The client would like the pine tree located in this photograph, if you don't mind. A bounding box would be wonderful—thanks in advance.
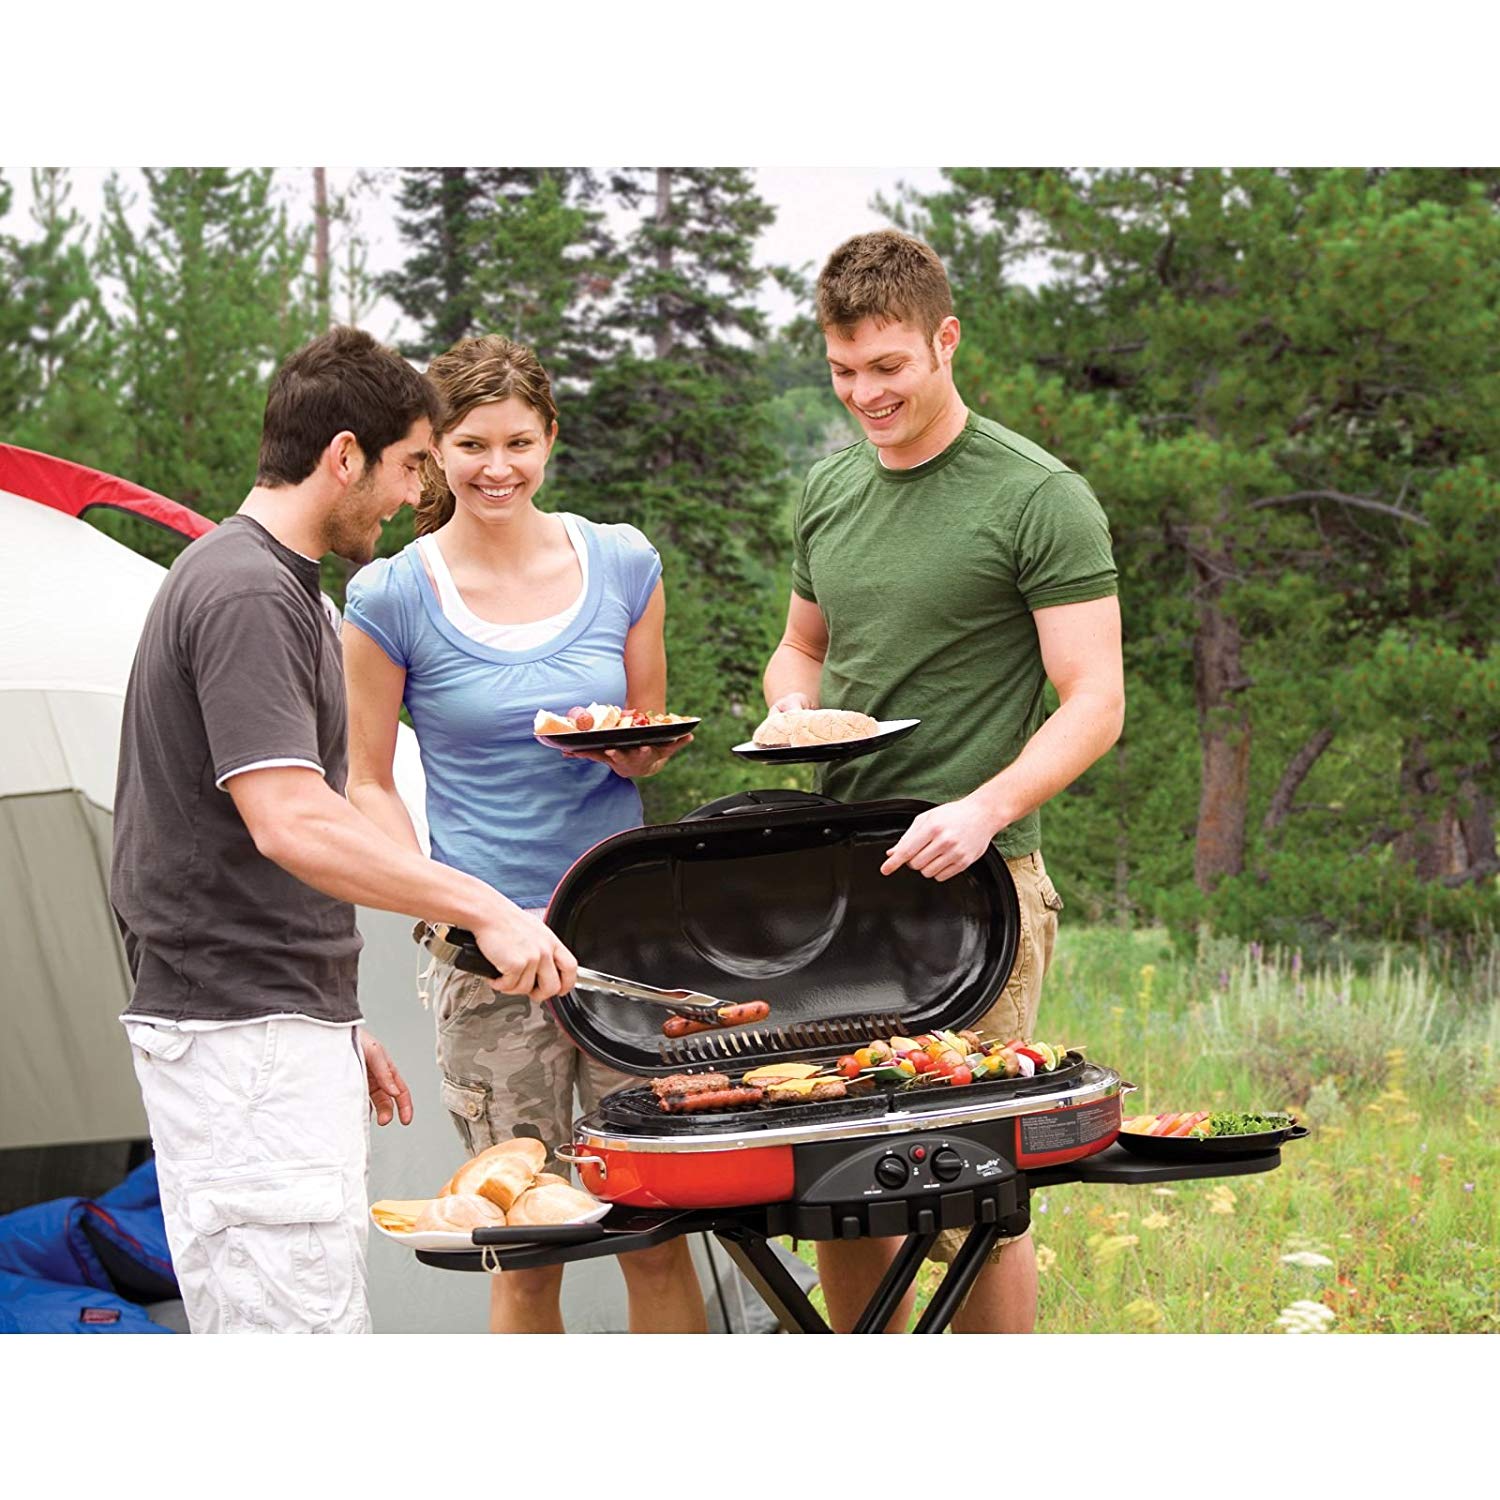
[567,168,788,814]
[0,171,29,425]
[94,168,314,561]
[380,169,545,360]
[462,168,624,383]
[0,168,125,470]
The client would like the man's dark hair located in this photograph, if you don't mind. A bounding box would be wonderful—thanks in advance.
[256,326,441,486]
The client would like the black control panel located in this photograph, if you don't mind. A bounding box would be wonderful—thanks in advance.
[767,1123,1028,1241]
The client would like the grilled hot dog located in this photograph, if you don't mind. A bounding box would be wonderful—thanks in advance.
[659,1086,766,1114]
[660,1000,771,1039]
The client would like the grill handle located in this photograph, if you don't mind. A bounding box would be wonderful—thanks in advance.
[556,1144,608,1179]
[680,789,839,822]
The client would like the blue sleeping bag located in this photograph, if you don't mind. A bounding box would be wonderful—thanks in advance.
[0,1158,178,1333]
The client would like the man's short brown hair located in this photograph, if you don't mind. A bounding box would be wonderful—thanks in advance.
[257,326,440,487]
[815,229,955,341]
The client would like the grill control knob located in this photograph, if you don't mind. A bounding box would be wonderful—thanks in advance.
[874,1155,909,1189]
[930,1148,964,1183]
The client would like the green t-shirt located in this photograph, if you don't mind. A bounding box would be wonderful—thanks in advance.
[791,410,1117,858]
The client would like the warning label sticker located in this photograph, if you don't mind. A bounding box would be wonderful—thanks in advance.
[1019,1098,1118,1158]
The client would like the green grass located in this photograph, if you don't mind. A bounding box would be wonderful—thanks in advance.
[784,926,1500,1333]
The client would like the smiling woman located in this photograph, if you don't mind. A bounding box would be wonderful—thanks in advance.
[340,332,706,1336]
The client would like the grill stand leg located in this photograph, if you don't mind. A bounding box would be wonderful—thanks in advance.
[850,1232,937,1334]
[912,1221,1002,1333]
[712,1224,831,1334]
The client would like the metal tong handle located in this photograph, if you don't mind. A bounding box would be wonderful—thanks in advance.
[574,967,726,1023]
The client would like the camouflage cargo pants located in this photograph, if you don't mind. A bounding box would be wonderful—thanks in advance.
[423,920,634,1171]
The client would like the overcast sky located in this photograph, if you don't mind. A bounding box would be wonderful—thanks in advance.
[1,166,954,346]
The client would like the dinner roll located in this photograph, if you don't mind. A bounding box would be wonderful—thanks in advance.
[507,1183,600,1226]
[414,1194,508,1233]
[444,1138,547,1205]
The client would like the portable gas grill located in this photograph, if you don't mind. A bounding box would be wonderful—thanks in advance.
[417,790,1299,1332]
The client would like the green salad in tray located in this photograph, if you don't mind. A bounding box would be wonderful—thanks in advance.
[1121,1110,1294,1139]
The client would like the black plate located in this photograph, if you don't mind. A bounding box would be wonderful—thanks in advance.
[1115,1121,1308,1160]
[731,718,921,765]
[536,717,699,751]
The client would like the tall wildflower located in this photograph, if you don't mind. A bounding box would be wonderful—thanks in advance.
[1276,1300,1336,1334]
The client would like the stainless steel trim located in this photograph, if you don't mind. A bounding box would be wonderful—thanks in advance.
[555,1144,608,1179]
[572,1067,1122,1155]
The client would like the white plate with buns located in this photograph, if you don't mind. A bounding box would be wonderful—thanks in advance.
[370,1137,610,1251]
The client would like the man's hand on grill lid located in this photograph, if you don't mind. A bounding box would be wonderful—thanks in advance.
[880,792,1005,883]
[471,905,579,1003]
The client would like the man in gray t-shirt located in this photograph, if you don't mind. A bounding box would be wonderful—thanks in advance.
[113,513,362,1024]
[113,328,578,1334]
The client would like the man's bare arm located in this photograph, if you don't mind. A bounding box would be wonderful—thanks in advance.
[343,622,425,855]
[226,766,575,999]
[972,594,1125,829]
[882,596,1124,882]
[763,591,830,711]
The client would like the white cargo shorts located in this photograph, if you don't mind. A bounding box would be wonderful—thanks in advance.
[125,1017,371,1334]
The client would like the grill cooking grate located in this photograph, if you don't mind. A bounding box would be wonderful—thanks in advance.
[655,1011,906,1069]
[598,1051,1091,1136]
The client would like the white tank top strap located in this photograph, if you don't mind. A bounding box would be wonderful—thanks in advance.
[416,519,589,652]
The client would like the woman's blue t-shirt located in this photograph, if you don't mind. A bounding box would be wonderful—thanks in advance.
[344,516,662,910]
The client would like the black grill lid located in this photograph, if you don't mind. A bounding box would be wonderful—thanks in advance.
[541,790,1019,1076]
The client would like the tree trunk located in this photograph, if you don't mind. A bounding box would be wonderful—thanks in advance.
[654,168,674,359]
[1398,745,1497,883]
[1192,565,1251,893]
[1394,739,1459,880]
[313,168,331,331]
[1459,787,1497,876]
[438,167,471,349]
[1262,726,1336,839]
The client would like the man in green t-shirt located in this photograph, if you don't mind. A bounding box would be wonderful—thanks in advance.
[762,230,1125,1335]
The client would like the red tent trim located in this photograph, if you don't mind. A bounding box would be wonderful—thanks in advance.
[0,443,216,541]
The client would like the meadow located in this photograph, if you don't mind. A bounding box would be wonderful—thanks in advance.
[792,927,1500,1333]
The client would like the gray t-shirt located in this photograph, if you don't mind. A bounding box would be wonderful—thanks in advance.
[112,514,362,1023]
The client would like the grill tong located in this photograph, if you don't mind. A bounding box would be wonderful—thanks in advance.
[575,968,753,1026]
[417,922,764,1029]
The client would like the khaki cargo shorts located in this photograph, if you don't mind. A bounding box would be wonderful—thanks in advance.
[928,849,1063,1267]
[423,922,633,1173]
